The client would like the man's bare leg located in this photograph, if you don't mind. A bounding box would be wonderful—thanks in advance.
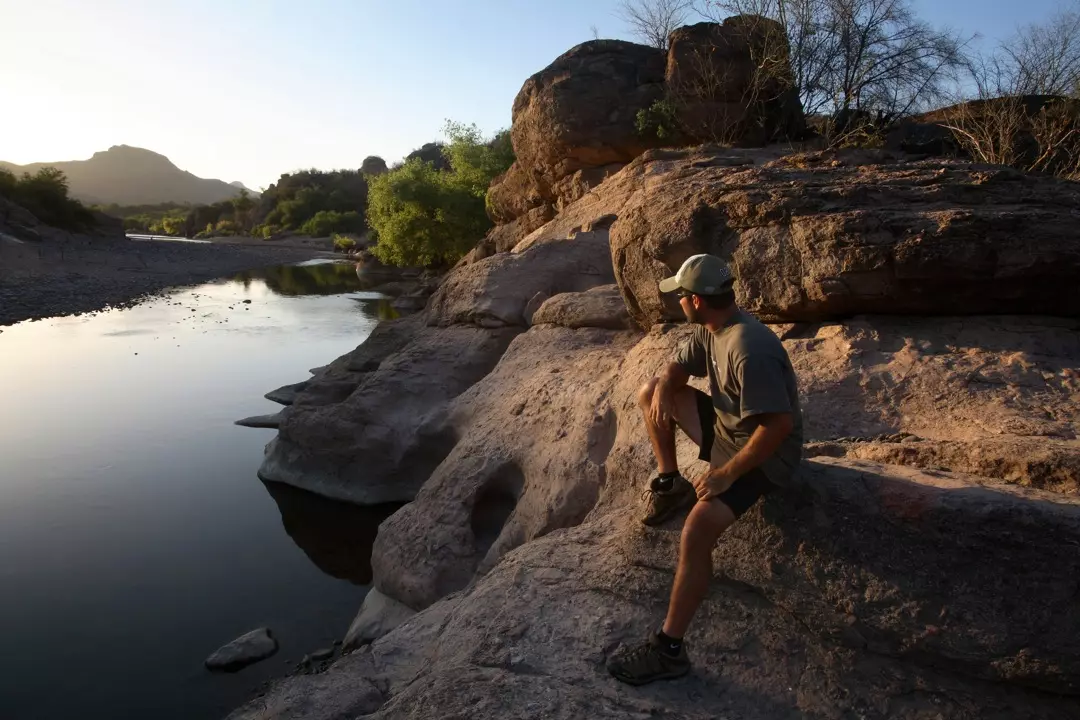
[637,377,702,475]
[662,499,735,638]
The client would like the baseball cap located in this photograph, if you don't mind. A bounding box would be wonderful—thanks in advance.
[658,254,734,295]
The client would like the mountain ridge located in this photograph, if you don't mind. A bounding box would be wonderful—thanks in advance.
[0,145,258,206]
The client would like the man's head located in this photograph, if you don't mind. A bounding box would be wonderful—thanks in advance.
[658,254,736,324]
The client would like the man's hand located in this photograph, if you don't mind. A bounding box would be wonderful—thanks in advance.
[649,380,674,428]
[691,468,735,501]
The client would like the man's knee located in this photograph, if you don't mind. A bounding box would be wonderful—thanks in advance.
[681,500,734,551]
[637,376,660,408]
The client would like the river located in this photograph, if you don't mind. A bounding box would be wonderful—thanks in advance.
[0,262,398,719]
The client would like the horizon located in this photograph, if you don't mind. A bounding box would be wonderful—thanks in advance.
[0,0,1068,190]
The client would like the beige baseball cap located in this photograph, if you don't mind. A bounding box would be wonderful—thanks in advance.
[658,254,734,295]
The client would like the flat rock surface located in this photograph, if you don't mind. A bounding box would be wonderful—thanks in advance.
[205,628,278,672]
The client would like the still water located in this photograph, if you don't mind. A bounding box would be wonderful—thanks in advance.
[0,263,398,719]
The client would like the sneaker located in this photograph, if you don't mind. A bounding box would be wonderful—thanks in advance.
[641,474,695,525]
[607,631,691,686]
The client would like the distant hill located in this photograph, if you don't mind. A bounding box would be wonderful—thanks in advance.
[0,145,259,206]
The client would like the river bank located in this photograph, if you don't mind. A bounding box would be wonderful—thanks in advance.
[0,234,332,326]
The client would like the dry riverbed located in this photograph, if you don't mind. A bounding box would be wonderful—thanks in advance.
[0,235,334,326]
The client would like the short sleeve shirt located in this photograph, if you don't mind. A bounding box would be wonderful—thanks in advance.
[675,310,803,486]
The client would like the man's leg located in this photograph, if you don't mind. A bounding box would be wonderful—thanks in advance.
[661,498,736,638]
[636,377,703,474]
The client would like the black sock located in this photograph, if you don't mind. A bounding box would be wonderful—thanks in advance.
[656,629,683,656]
[656,471,678,490]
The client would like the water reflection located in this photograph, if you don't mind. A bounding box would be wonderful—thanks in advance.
[262,481,403,585]
[226,263,401,321]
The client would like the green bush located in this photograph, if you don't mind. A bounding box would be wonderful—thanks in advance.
[635,99,679,140]
[0,167,95,231]
[299,209,364,236]
[332,233,357,252]
[367,121,514,268]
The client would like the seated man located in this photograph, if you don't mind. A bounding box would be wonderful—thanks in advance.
[607,253,803,686]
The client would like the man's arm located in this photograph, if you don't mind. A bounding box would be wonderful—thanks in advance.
[692,412,793,500]
[650,362,691,426]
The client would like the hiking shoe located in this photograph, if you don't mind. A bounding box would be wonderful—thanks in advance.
[607,631,691,686]
[641,474,695,525]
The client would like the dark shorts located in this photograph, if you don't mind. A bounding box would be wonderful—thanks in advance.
[693,388,776,518]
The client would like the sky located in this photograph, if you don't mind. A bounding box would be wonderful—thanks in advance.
[0,0,1070,190]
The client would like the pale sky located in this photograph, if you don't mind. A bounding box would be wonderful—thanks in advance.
[0,0,1067,190]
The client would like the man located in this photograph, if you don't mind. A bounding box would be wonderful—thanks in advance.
[607,253,803,686]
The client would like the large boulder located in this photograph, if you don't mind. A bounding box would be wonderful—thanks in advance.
[601,146,1080,327]
[259,317,520,505]
[665,19,805,145]
[371,325,640,609]
[361,156,388,175]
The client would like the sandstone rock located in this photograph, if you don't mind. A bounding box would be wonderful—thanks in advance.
[599,147,1080,327]
[522,291,548,326]
[205,628,278,672]
[235,412,284,429]
[426,226,615,327]
[665,19,805,145]
[360,156,388,175]
[260,324,520,504]
[510,40,666,205]
[371,325,640,609]
[342,588,416,650]
[224,652,383,719]
[530,285,633,330]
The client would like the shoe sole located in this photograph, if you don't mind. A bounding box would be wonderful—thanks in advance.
[640,492,696,526]
[610,664,691,686]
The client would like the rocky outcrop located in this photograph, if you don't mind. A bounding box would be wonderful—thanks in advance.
[601,146,1080,327]
[361,156,388,175]
[665,19,805,145]
[530,284,633,329]
[405,143,448,170]
[342,588,416,651]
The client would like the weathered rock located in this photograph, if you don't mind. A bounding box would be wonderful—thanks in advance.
[205,628,278,672]
[599,146,1080,327]
[405,142,448,170]
[510,40,666,206]
[265,382,308,406]
[426,226,615,327]
[665,19,805,145]
[371,325,640,609]
[530,284,633,329]
[260,324,520,504]
[224,651,383,719]
[360,156,388,175]
[343,588,416,650]
[522,291,549,326]
[235,412,284,429]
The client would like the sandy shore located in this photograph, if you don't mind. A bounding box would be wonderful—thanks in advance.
[0,235,335,326]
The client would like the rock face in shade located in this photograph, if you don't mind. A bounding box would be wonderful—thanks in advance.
[342,588,416,650]
[205,628,278,672]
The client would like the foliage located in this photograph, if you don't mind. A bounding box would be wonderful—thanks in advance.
[0,166,95,231]
[635,99,680,139]
[367,122,514,268]
[332,233,358,252]
[254,169,368,237]
[299,210,364,237]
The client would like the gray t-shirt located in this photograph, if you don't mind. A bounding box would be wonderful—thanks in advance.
[675,310,803,487]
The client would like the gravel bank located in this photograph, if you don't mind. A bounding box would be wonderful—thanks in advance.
[0,236,332,326]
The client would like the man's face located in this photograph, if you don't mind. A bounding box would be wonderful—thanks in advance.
[678,291,701,324]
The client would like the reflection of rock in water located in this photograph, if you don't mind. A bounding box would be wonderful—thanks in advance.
[232,263,368,296]
[262,480,402,585]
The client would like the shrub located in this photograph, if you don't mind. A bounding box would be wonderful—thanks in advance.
[332,233,357,252]
[0,167,95,231]
[299,209,364,236]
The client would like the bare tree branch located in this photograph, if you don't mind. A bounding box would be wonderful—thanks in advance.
[616,0,694,49]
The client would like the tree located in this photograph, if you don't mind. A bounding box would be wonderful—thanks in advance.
[616,0,693,49]
[705,0,972,118]
[367,122,515,268]
[974,1,1080,97]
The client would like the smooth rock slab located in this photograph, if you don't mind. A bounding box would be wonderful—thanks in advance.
[343,588,416,650]
[265,381,308,406]
[205,628,278,672]
[235,412,284,429]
